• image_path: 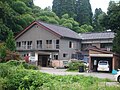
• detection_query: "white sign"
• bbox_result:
[30,56,36,61]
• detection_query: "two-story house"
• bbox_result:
[79,32,114,62]
[15,21,80,67]
[79,32,120,72]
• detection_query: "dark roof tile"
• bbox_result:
[39,21,80,39]
[79,32,114,40]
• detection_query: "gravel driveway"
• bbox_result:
[40,67,115,81]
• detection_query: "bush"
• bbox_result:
[0,63,13,78]
[68,60,85,71]
[6,60,38,70]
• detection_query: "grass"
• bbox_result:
[0,60,120,90]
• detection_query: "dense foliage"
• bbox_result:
[75,0,93,25]
[68,60,85,71]
[92,8,105,32]
[0,30,19,61]
[99,1,120,54]
[0,61,119,90]
[52,0,93,26]
[52,0,76,18]
[0,0,84,41]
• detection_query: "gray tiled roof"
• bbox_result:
[38,21,80,39]
[79,32,115,40]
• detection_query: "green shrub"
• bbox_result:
[6,60,38,70]
[23,63,38,70]
[68,60,85,71]
[0,63,13,78]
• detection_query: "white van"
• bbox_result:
[97,60,109,71]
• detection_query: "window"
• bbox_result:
[22,41,27,49]
[53,55,58,60]
[37,40,42,49]
[46,40,52,48]
[56,40,59,49]
[69,41,73,48]
[63,53,68,58]
[100,43,112,48]
[46,40,52,44]
[31,52,35,56]
[16,42,21,48]
[27,41,32,49]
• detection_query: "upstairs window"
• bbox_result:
[16,42,21,48]
[37,40,42,49]
[56,40,59,49]
[46,40,52,44]
[69,41,73,48]
[27,41,32,49]
[22,41,27,49]
[46,40,52,48]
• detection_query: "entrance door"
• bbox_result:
[38,55,49,67]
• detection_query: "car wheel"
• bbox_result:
[117,76,120,83]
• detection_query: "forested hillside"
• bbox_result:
[0,0,120,54]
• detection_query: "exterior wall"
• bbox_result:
[16,25,60,50]
[16,24,81,67]
[59,38,80,60]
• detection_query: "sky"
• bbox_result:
[33,0,119,13]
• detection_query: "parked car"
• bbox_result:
[114,70,120,83]
[97,60,109,71]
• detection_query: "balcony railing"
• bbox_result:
[17,44,60,50]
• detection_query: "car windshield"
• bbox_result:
[99,62,107,65]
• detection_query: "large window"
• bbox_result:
[46,40,52,48]
[37,40,42,49]
[27,41,32,49]
[46,40,52,44]
[16,42,21,48]
[22,41,27,49]
[21,41,32,49]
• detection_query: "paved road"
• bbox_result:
[40,67,120,86]
[40,67,115,81]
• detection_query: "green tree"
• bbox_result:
[60,14,80,32]
[79,24,93,33]
[100,1,120,53]
[0,20,9,41]
[100,1,120,32]
[0,43,6,61]
[76,0,93,25]
[5,30,16,51]
[113,31,120,53]
[92,8,104,32]
[52,0,76,18]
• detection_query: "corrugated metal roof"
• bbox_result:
[79,32,115,40]
[38,21,80,39]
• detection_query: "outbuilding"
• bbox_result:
[89,48,120,72]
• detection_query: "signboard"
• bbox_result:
[30,56,36,61]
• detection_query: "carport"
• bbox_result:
[89,48,120,72]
